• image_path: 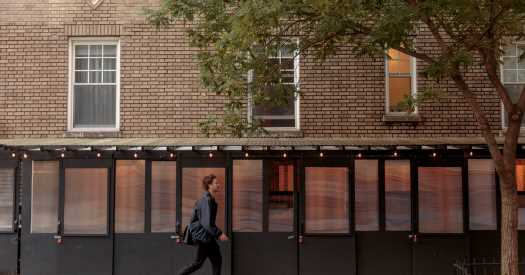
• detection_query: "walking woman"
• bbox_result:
[178,174,229,275]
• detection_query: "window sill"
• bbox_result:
[63,131,121,138]
[263,129,304,138]
[382,113,421,123]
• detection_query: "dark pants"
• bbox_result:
[177,240,222,275]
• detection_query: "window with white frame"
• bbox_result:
[386,49,417,113]
[250,45,300,129]
[69,39,119,131]
[502,42,525,127]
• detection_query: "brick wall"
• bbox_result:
[0,0,503,139]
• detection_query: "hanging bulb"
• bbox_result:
[209,152,213,158]
[23,153,28,159]
[393,151,398,157]
[357,153,362,158]
[11,152,16,158]
[283,152,287,158]
[133,152,138,158]
[60,153,65,158]
[432,152,437,158]
[169,153,174,158]
[244,152,249,158]
[469,151,473,157]
[319,152,324,158]
[96,152,102,158]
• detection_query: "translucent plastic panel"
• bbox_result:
[385,160,411,231]
[468,160,497,230]
[305,167,349,233]
[268,163,294,232]
[64,168,108,235]
[151,161,177,233]
[516,160,525,191]
[232,160,263,232]
[355,160,379,231]
[182,168,226,232]
[418,167,463,233]
[31,161,59,233]
[0,169,15,232]
[116,160,145,233]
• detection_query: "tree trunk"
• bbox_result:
[499,170,519,275]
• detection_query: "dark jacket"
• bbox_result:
[190,191,222,240]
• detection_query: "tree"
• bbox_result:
[146,1,525,274]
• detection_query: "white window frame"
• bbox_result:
[248,42,300,131]
[385,50,418,114]
[500,41,525,129]
[68,37,120,132]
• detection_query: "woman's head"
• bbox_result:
[202,174,219,193]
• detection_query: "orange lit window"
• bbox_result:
[386,49,416,113]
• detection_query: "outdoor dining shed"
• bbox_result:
[0,137,523,275]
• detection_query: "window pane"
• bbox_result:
[64,168,108,234]
[0,169,14,232]
[90,45,102,57]
[103,71,116,83]
[103,45,117,57]
[31,161,59,233]
[103,58,116,70]
[73,85,116,127]
[355,160,379,231]
[75,45,88,57]
[468,160,497,230]
[89,71,102,83]
[182,168,225,232]
[232,160,263,232]
[389,77,411,112]
[89,58,102,70]
[516,160,525,191]
[151,161,177,233]
[418,167,463,233]
[75,58,88,70]
[385,160,411,231]
[268,162,294,232]
[116,160,145,233]
[75,71,88,83]
[305,167,349,233]
[387,49,411,74]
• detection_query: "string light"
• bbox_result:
[133,152,138,158]
[169,153,174,158]
[244,152,249,158]
[283,152,287,158]
[23,153,28,159]
[11,152,16,158]
[357,153,362,158]
[393,151,398,157]
[469,151,474,157]
[208,152,213,158]
[96,152,102,158]
[319,152,324,158]
[60,153,65,158]
[432,152,437,158]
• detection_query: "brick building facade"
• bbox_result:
[0,0,503,139]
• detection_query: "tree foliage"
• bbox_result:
[146,1,525,272]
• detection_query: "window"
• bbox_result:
[250,45,300,129]
[115,160,145,233]
[232,160,263,232]
[69,38,119,131]
[151,161,177,233]
[64,168,108,235]
[501,42,525,127]
[386,49,417,113]
[355,160,379,231]
[385,160,411,231]
[31,161,59,233]
[468,160,497,230]
[305,167,349,233]
[418,167,463,233]
[268,162,294,232]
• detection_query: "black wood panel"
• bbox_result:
[356,232,412,275]
[233,233,296,275]
[300,236,355,275]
